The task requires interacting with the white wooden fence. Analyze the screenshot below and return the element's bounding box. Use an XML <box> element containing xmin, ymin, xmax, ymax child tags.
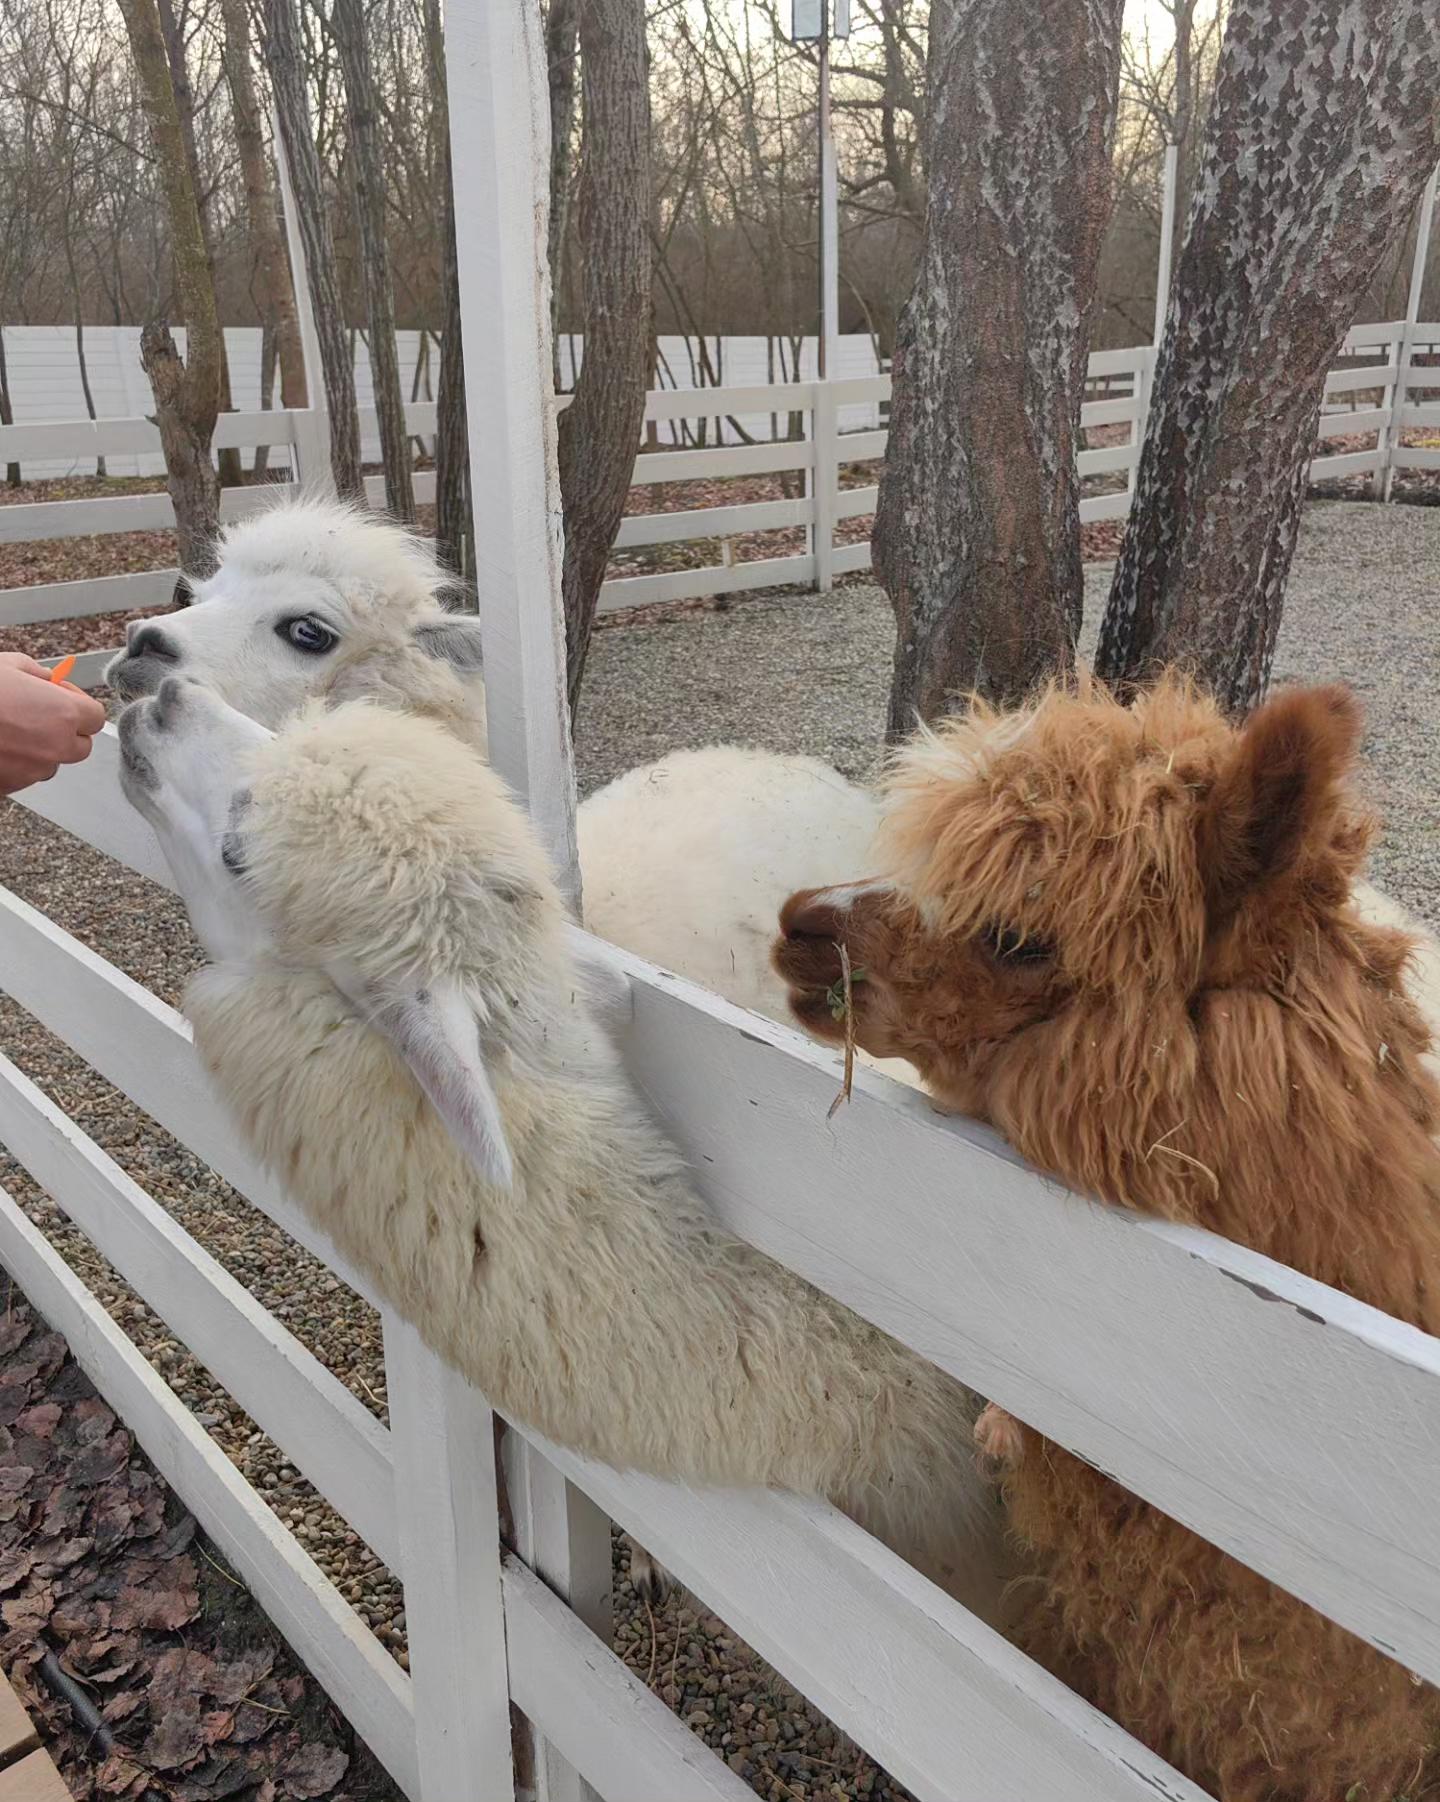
<box><xmin>3</xmin><ymin>11</ymin><xmax>1440</xmax><ymax>1791</ymax></box>
<box><xmin>2</xmin><ymin>319</ymin><xmax>1435</xmax><ymax>686</ymax></box>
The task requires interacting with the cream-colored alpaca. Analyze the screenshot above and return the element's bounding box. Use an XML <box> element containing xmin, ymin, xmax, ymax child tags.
<box><xmin>116</xmin><ymin>676</ymin><xmax>1007</xmax><ymax>1621</ymax></box>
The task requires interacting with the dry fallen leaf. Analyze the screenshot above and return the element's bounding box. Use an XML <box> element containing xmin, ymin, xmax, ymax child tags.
<box><xmin>279</xmin><ymin>1742</ymin><xmax>350</xmax><ymax>1798</ymax></box>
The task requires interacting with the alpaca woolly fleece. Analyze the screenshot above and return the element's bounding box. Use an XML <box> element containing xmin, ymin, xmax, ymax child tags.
<box><xmin>775</xmin><ymin>674</ymin><xmax>1440</xmax><ymax>1801</ymax></box>
<box><xmin>128</xmin><ymin>688</ymin><xmax>1005</xmax><ymax>1621</ymax></box>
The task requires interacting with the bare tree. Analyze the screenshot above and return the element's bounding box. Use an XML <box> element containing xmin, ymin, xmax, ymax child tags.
<box><xmin>546</xmin><ymin>0</ymin><xmax>579</xmax><ymax>376</ymax></box>
<box><xmin>423</xmin><ymin>0</ymin><xmax>470</xmax><ymax>579</ymax></box>
<box><xmin>1096</xmin><ymin>0</ymin><xmax>1440</xmax><ymax>714</ymax></box>
<box><xmin>220</xmin><ymin>0</ymin><xmax>304</xmax><ymax>413</ymax></box>
<box><xmin>263</xmin><ymin>0</ymin><xmax>362</xmax><ymax>499</ymax></box>
<box><xmin>873</xmin><ymin>0</ymin><xmax>1124</xmax><ymax>733</ymax></box>
<box><xmin>558</xmin><ymin>0</ymin><xmax>652</xmax><ymax>713</ymax></box>
<box><xmin>118</xmin><ymin>0</ymin><xmax>223</xmax><ymax>579</ymax></box>
<box><xmin>333</xmin><ymin>0</ymin><xmax>413</xmax><ymax>520</ymax></box>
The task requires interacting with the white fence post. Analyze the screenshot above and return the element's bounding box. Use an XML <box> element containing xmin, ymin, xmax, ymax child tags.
<box><xmin>812</xmin><ymin>383</ymin><xmax>837</xmax><ymax>593</ymax></box>
<box><xmin>271</xmin><ymin>104</ymin><xmax>334</xmax><ymax>496</ymax></box>
<box><xmin>1376</xmin><ymin>162</ymin><xmax>1438</xmax><ymax>502</ymax></box>
<box><xmin>443</xmin><ymin>3</ymin><xmax>610</xmax><ymax>1799</ymax></box>
<box><xmin>384</xmin><ymin>1314</ymin><xmax>516</xmax><ymax>1800</ymax></box>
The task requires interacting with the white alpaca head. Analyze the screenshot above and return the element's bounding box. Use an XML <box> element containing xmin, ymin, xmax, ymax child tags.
<box><xmin>118</xmin><ymin>676</ymin><xmax>572</xmax><ymax>1191</ymax></box>
<box><xmin>106</xmin><ymin>497</ymin><xmax>488</xmax><ymax>740</ymax></box>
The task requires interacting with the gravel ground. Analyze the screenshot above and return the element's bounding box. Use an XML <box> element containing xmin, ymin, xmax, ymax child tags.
<box><xmin>582</xmin><ymin>498</ymin><xmax>1439</xmax><ymax>929</ymax></box>
<box><xmin>0</xmin><ymin>495</ymin><xmax>1433</xmax><ymax>1797</ymax></box>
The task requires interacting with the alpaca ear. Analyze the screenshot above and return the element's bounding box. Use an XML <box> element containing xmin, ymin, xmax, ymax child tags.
<box><xmin>339</xmin><ymin>975</ymin><xmax>514</xmax><ymax>1190</ymax></box>
<box><xmin>413</xmin><ymin>616</ymin><xmax>486</xmax><ymax>674</ymax></box>
<box><xmin>1198</xmin><ymin>683</ymin><xmax>1361</xmax><ymax>929</ymax></box>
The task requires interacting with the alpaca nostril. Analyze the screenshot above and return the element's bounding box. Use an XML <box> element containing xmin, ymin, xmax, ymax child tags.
<box><xmin>130</xmin><ymin>623</ymin><xmax>181</xmax><ymax>664</ymax></box>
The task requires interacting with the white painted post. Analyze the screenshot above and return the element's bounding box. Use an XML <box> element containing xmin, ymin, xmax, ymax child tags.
<box><xmin>443</xmin><ymin>6</ymin><xmax>609</xmax><ymax>1802</ymax></box>
<box><xmin>271</xmin><ymin>105</ymin><xmax>334</xmax><ymax>496</ymax></box>
<box><xmin>813</xmin><ymin>23</ymin><xmax>839</xmax><ymax>593</ymax></box>
<box><xmin>384</xmin><ymin>1313</ymin><xmax>516</xmax><ymax>1801</ymax></box>
<box><xmin>1377</xmin><ymin>162</ymin><xmax>1438</xmax><ymax>502</ymax></box>
<box><xmin>444</xmin><ymin>0</ymin><xmax>580</xmax><ymax>902</ymax></box>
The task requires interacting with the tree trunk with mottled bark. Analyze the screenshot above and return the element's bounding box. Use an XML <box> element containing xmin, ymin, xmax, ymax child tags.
<box><xmin>424</xmin><ymin>0</ymin><xmax>471</xmax><ymax>581</ymax></box>
<box><xmin>546</xmin><ymin>0</ymin><xmax>580</xmax><ymax>377</ymax></box>
<box><xmin>334</xmin><ymin>0</ymin><xmax>414</xmax><ymax>522</ymax></box>
<box><xmin>264</xmin><ymin>0</ymin><xmax>363</xmax><ymax>500</ymax></box>
<box><xmin>221</xmin><ymin>0</ymin><xmax>305</xmax><ymax>414</ymax></box>
<box><xmin>117</xmin><ymin>0</ymin><xmax>222</xmax><ymax>583</ymax></box>
<box><xmin>155</xmin><ymin>0</ymin><xmax>244</xmax><ymax>489</ymax></box>
<box><xmin>557</xmin><ymin>0</ymin><xmax>651</xmax><ymax>715</ymax></box>
<box><xmin>873</xmin><ymin>0</ymin><xmax>1124</xmax><ymax>736</ymax></box>
<box><xmin>1096</xmin><ymin>0</ymin><xmax>1440</xmax><ymax>716</ymax></box>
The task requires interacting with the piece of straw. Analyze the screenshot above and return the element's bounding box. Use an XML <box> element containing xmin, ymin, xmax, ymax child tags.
<box><xmin>827</xmin><ymin>940</ymin><xmax>859</xmax><ymax>1120</ymax></box>
<box><xmin>49</xmin><ymin>655</ymin><xmax>76</xmax><ymax>685</ymax></box>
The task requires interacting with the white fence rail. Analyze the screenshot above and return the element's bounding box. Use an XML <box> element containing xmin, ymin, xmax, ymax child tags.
<box><xmin>3</xmin><ymin>320</ymin><xmax>1435</xmax><ymax>660</ymax></box>
<box><xmin>8</xmin><ymin>693</ymin><xmax>1440</xmax><ymax>1801</ymax></box>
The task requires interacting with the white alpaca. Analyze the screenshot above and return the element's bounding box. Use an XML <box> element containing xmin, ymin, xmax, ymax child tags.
<box><xmin>105</xmin><ymin>498</ymin><xmax>889</xmax><ymax>1029</ymax></box>
<box><xmin>115</xmin><ymin>676</ymin><xmax>1008</xmax><ymax>1621</ymax></box>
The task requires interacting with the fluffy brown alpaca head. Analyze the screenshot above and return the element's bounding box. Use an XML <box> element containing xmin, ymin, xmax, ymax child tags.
<box><xmin>776</xmin><ymin>676</ymin><xmax>1439</xmax><ymax>1303</ymax></box>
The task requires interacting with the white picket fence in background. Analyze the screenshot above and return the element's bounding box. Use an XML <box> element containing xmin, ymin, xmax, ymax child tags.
<box><xmin>1</xmin><ymin>5</ymin><xmax>1440</xmax><ymax>1789</ymax></box>
<box><xmin>3</xmin><ymin>319</ymin><xmax>1437</xmax><ymax>690</ymax></box>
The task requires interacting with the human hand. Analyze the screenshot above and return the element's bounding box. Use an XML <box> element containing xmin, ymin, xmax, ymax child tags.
<box><xmin>0</xmin><ymin>653</ymin><xmax>107</xmax><ymax>794</ymax></box>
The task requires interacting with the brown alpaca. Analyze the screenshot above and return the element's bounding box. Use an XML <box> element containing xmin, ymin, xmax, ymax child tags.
<box><xmin>773</xmin><ymin>676</ymin><xmax>1440</xmax><ymax>1802</ymax></box>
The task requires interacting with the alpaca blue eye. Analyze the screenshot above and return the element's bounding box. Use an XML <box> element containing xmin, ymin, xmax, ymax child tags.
<box><xmin>279</xmin><ymin>616</ymin><xmax>338</xmax><ymax>654</ymax></box>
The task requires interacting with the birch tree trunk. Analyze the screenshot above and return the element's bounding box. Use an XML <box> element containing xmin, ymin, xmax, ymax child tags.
<box><xmin>557</xmin><ymin>0</ymin><xmax>652</xmax><ymax>715</ymax></box>
<box><xmin>220</xmin><ymin>0</ymin><xmax>305</xmax><ymax>413</ymax></box>
<box><xmin>425</xmin><ymin>0</ymin><xmax>471</xmax><ymax>580</ymax></box>
<box><xmin>334</xmin><ymin>0</ymin><xmax>414</xmax><ymax>522</ymax></box>
<box><xmin>1096</xmin><ymin>0</ymin><xmax>1440</xmax><ymax>716</ymax></box>
<box><xmin>263</xmin><ymin>0</ymin><xmax>363</xmax><ymax>501</ymax></box>
<box><xmin>117</xmin><ymin>0</ymin><xmax>222</xmax><ymax>582</ymax></box>
<box><xmin>873</xmin><ymin>0</ymin><xmax>1124</xmax><ymax>736</ymax></box>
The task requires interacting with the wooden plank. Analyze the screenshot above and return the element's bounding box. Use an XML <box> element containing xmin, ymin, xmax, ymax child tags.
<box><xmin>39</xmin><ymin>649</ymin><xmax>114</xmax><ymax>690</ymax></box>
<box><xmin>0</xmin><ymin>411</ymin><xmax>292</xmax><ymax>465</ymax></box>
<box><xmin>835</xmin><ymin>427</ymin><xmax>886</xmax><ymax>463</ymax></box>
<box><xmin>0</xmin><ymin>1676</ymin><xmax>38</xmax><ymax>1766</ymax></box>
<box><xmin>445</xmin><ymin>0</ymin><xmax>577</xmax><ymax>900</ymax></box>
<box><xmin>831</xmin><ymin>540</ymin><xmax>873</xmax><ymax>575</ymax></box>
<box><xmin>1076</xmin><ymin>442</ymin><xmax>1138</xmax><ymax>477</ymax></box>
<box><xmin>1392</xmin><ymin>445</ymin><xmax>1440</xmax><ymax>470</ymax></box>
<box><xmin>1078</xmin><ymin>490</ymin><xmax>1131</xmax><ymax>522</ymax></box>
<box><xmin>0</xmin><ymin>1184</ymin><xmax>418</xmax><ymax>1798</ymax></box>
<box><xmin>0</xmin><ymin>483</ymin><xmax>283</xmax><ymax>546</ymax></box>
<box><xmin>1087</xmin><ymin>346</ymin><xmax>1149</xmax><ymax>376</ymax></box>
<box><xmin>26</xmin><ymin>729</ymin><xmax>1440</xmax><ymax>1681</ymax></box>
<box><xmin>630</xmin><ymin>439</ymin><xmax>813</xmax><ymax>485</ymax></box>
<box><xmin>580</xmin><ymin>938</ymin><xmax>1440</xmax><ymax>1688</ymax></box>
<box><xmin>1323</xmin><ymin>362</ymin><xmax>1398</xmax><ymax>395</ymax></box>
<box><xmin>828</xmin><ymin>373</ymin><xmax>890</xmax><ymax>405</ymax></box>
<box><xmin>0</xmin><ymin>1048</ymin><xmax>400</xmax><ymax>1571</ymax></box>
<box><xmin>834</xmin><ymin>484</ymin><xmax>877</xmax><ymax>521</ymax></box>
<box><xmin>442</xmin><ymin>0</ymin><xmax>593</xmax><ymax>1793</ymax></box>
<box><xmin>501</xmin><ymin>1556</ymin><xmax>756</xmax><ymax>1802</ymax></box>
<box><xmin>0</xmin><ymin>1749</ymin><xmax>69</xmax><ymax>1802</ymax></box>
<box><xmin>527</xmin><ymin>1432</ymin><xmax>1206</xmax><ymax>1802</ymax></box>
<box><xmin>384</xmin><ymin>1316</ymin><xmax>514</xmax><ymax>1802</ymax></box>
<box><xmin>615</xmin><ymin>496</ymin><xmax>809</xmax><ymax>548</ymax></box>
<box><xmin>1079</xmin><ymin>395</ymin><xmax>1140</xmax><ymax>429</ymax></box>
<box><xmin>0</xmin><ymin>569</ymin><xmax>179</xmax><ymax>629</ymax></box>
<box><xmin>598</xmin><ymin>553</ymin><xmax>814</xmax><ymax>612</ymax></box>
<box><xmin>0</xmin><ymin>876</ymin><xmax>380</xmax><ymax>1312</ymax></box>
<box><xmin>1317</xmin><ymin>406</ymin><xmax>1388</xmax><ymax>438</ymax></box>
<box><xmin>642</xmin><ymin>381</ymin><xmax>817</xmax><ymax>422</ymax></box>
<box><xmin>1309</xmin><ymin>448</ymin><xmax>1384</xmax><ymax>479</ymax></box>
